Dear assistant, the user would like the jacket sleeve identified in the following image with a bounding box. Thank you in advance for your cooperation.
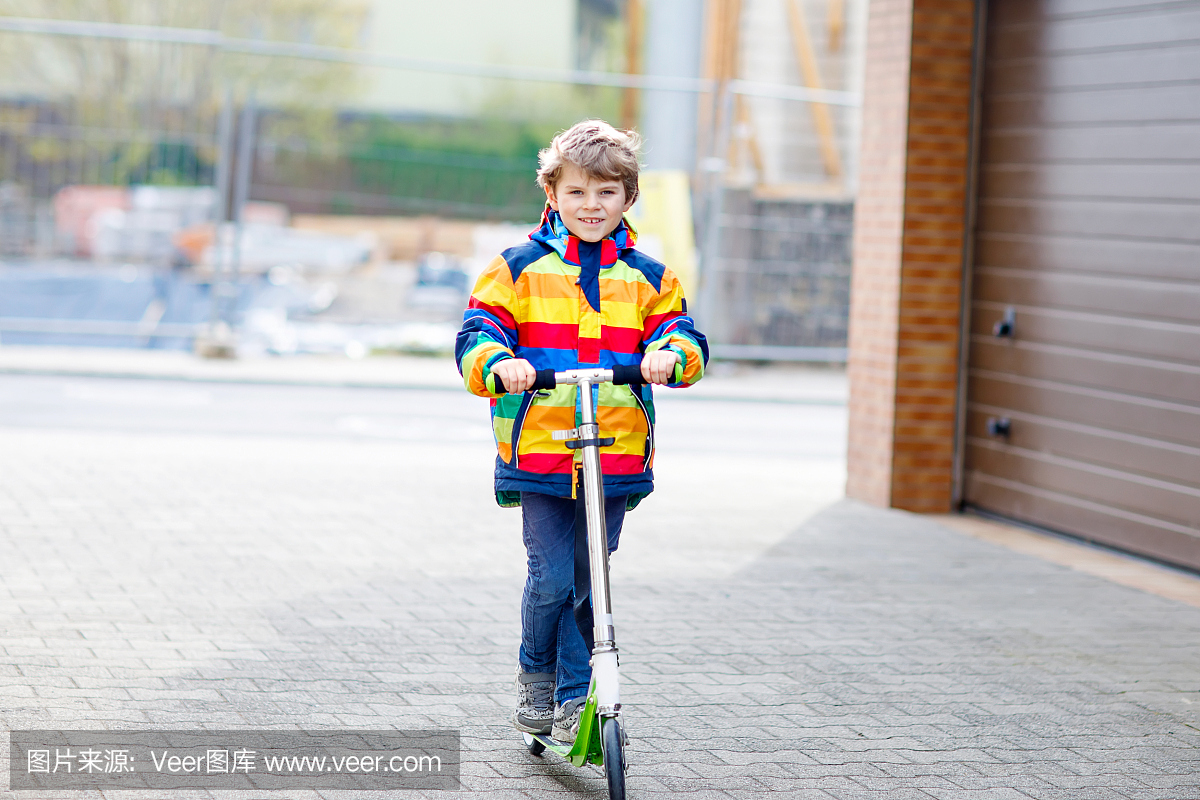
[455,255,519,397]
[641,267,709,388]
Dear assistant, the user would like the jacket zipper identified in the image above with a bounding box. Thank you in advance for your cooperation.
[630,386,655,470]
[508,391,536,469]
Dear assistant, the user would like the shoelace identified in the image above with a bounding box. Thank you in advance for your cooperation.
[521,679,554,711]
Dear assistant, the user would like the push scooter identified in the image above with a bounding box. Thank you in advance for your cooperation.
[493,365,643,800]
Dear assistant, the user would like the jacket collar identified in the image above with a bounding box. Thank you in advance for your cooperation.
[529,206,637,268]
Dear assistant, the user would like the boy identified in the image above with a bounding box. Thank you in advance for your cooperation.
[455,120,708,743]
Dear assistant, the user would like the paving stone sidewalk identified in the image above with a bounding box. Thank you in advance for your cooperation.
[1,382,1198,798]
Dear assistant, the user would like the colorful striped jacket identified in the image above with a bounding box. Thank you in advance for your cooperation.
[455,209,709,508]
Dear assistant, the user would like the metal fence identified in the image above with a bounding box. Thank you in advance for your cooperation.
[706,190,852,358]
[251,114,551,222]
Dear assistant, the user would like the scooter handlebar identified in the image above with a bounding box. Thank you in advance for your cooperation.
[491,365,642,393]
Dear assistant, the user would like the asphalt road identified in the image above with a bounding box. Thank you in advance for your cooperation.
[0,372,849,582]
[0,373,847,458]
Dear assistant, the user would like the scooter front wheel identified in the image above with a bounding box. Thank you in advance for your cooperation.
[521,731,545,756]
[600,716,625,799]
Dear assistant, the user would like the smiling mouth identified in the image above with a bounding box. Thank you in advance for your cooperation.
[579,217,605,225]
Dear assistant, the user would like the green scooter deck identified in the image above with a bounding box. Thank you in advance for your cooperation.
[525,693,606,767]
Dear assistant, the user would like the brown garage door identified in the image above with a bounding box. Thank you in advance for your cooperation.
[964,0,1200,570]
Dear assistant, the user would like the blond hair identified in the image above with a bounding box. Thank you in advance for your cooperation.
[536,119,642,204]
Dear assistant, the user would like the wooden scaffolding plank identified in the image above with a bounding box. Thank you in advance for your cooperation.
[785,0,843,179]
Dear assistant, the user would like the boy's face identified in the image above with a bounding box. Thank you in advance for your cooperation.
[545,164,635,243]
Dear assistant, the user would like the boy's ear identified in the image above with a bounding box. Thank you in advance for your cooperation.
[622,192,636,213]
[544,183,559,211]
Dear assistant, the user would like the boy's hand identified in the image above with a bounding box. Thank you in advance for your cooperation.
[641,350,680,385]
[491,358,536,393]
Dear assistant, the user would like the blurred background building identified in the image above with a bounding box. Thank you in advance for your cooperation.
[0,0,864,358]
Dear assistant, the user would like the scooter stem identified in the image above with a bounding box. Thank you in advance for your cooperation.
[576,379,616,650]
[575,379,622,717]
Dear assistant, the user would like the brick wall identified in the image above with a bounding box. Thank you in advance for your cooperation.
[846,0,977,512]
[846,0,914,507]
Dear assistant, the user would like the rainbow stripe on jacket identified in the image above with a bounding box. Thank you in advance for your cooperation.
[455,209,709,508]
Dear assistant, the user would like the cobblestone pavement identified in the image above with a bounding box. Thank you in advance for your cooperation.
[1,373,1198,799]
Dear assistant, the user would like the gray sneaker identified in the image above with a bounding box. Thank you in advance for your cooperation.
[511,667,555,734]
[551,696,586,743]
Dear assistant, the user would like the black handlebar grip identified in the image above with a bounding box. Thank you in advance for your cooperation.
[492,369,555,394]
[611,364,644,386]
[531,369,557,391]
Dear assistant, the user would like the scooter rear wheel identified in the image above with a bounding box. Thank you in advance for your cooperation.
[521,731,546,756]
[600,716,625,799]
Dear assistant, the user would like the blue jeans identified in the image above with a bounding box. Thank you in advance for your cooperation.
[519,491,626,703]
